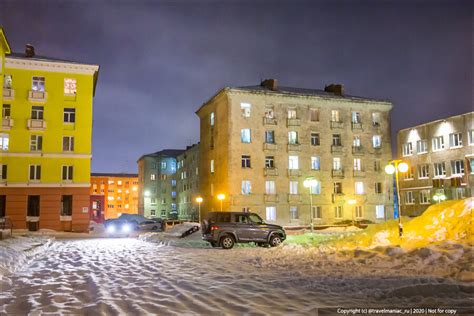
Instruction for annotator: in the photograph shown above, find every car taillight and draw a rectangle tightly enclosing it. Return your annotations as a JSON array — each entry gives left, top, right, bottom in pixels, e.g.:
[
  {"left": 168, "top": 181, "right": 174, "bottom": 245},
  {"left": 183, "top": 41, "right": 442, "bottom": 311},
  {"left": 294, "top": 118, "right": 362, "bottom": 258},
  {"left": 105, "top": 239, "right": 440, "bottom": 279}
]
[{"left": 210, "top": 225, "right": 219, "bottom": 231}]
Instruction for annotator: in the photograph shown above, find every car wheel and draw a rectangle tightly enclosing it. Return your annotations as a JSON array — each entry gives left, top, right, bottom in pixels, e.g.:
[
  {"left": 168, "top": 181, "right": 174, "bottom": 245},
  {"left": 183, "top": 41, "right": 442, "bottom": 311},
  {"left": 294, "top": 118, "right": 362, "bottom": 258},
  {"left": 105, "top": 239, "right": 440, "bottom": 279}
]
[
  {"left": 269, "top": 235, "right": 282, "bottom": 247},
  {"left": 220, "top": 235, "right": 235, "bottom": 249}
]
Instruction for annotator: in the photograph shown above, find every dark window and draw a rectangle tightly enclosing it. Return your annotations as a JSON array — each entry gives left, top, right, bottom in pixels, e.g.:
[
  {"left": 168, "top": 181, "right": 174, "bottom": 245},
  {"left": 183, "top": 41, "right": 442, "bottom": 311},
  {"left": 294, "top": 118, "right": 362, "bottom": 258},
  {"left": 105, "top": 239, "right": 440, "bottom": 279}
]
[
  {"left": 375, "top": 182, "right": 383, "bottom": 194},
  {"left": 27, "top": 195, "right": 40, "bottom": 217},
  {"left": 265, "top": 156, "right": 274, "bottom": 168},
  {"left": 1, "top": 164, "right": 6, "bottom": 180},
  {"left": 64, "top": 108, "right": 76, "bottom": 123},
  {"left": 332, "top": 134, "right": 342, "bottom": 146},
  {"left": 0, "top": 195, "right": 5, "bottom": 217},
  {"left": 311, "top": 133, "right": 320, "bottom": 146},
  {"left": 61, "top": 195, "right": 72, "bottom": 216},
  {"left": 265, "top": 131, "right": 275, "bottom": 144},
  {"left": 241, "top": 155, "right": 251, "bottom": 168}
]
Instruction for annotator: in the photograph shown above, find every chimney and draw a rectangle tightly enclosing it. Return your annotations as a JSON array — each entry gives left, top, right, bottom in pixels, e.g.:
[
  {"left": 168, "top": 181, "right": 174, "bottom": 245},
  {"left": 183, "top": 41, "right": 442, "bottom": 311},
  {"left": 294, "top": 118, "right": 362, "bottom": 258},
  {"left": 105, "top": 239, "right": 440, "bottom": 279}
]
[
  {"left": 324, "top": 83, "right": 344, "bottom": 96},
  {"left": 25, "top": 44, "right": 35, "bottom": 58},
  {"left": 260, "top": 78, "right": 278, "bottom": 91}
]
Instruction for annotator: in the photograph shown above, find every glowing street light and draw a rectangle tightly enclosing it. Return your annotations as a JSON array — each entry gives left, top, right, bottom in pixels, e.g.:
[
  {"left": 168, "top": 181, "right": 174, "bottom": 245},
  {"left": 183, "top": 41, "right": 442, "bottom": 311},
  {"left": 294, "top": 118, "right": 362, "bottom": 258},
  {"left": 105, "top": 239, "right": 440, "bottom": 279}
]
[
  {"left": 217, "top": 194, "right": 225, "bottom": 212},
  {"left": 196, "top": 196, "right": 203, "bottom": 223},
  {"left": 385, "top": 160, "right": 409, "bottom": 238},
  {"left": 144, "top": 190, "right": 150, "bottom": 197},
  {"left": 433, "top": 193, "right": 446, "bottom": 204},
  {"left": 303, "top": 178, "right": 318, "bottom": 233}
]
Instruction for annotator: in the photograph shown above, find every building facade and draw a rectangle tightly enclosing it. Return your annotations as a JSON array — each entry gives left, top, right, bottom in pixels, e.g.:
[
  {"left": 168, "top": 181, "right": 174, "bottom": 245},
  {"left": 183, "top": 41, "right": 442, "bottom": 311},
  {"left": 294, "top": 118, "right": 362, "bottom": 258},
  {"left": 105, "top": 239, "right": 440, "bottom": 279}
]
[
  {"left": 0, "top": 28, "right": 99, "bottom": 231},
  {"left": 90, "top": 173, "right": 139, "bottom": 219},
  {"left": 196, "top": 79, "right": 394, "bottom": 226},
  {"left": 397, "top": 112, "right": 473, "bottom": 216},
  {"left": 175, "top": 144, "right": 200, "bottom": 220}
]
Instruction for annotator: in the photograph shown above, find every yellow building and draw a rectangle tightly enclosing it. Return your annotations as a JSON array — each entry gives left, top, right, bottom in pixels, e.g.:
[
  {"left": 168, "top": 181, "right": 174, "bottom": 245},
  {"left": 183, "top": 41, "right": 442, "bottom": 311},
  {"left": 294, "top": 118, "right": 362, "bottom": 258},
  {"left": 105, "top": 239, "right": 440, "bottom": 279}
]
[{"left": 0, "top": 28, "right": 99, "bottom": 231}]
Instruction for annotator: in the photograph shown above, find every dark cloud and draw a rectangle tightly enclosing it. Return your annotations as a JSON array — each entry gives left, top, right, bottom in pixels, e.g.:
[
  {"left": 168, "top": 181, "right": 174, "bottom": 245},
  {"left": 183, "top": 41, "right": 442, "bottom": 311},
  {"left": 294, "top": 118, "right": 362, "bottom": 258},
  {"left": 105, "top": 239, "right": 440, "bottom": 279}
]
[{"left": 1, "top": 0, "right": 472, "bottom": 172}]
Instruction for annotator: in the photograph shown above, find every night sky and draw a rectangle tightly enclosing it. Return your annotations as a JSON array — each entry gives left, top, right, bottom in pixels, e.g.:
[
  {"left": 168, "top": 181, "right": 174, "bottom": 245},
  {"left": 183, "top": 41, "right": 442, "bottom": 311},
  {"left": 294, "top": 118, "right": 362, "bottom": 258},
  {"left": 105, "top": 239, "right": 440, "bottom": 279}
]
[{"left": 1, "top": 0, "right": 472, "bottom": 173}]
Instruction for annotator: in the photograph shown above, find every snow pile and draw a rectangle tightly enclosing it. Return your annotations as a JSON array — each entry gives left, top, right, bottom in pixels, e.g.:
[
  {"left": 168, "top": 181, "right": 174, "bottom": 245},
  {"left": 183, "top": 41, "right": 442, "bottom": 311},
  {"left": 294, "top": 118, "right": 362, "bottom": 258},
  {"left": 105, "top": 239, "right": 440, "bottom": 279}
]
[
  {"left": 163, "top": 222, "right": 199, "bottom": 238},
  {"left": 140, "top": 231, "right": 210, "bottom": 248}
]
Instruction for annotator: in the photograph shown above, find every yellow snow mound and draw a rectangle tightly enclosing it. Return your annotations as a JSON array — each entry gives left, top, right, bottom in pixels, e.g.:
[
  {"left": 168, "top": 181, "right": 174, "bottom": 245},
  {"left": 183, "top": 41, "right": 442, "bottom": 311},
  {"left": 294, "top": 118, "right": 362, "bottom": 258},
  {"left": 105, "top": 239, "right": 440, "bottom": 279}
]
[{"left": 333, "top": 198, "right": 473, "bottom": 250}]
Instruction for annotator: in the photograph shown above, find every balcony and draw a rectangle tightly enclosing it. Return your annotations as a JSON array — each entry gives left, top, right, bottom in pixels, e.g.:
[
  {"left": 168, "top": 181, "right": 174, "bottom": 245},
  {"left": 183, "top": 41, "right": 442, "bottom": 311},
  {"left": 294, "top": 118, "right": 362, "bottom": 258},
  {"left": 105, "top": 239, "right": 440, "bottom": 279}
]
[
  {"left": 331, "top": 169, "right": 344, "bottom": 178},
  {"left": 264, "top": 194, "right": 279, "bottom": 203},
  {"left": 27, "top": 119, "right": 47, "bottom": 130},
  {"left": 287, "top": 118, "right": 301, "bottom": 127},
  {"left": 353, "top": 170, "right": 366, "bottom": 177},
  {"left": 264, "top": 168, "right": 278, "bottom": 176},
  {"left": 287, "top": 194, "right": 302, "bottom": 203},
  {"left": 330, "top": 121, "right": 344, "bottom": 129},
  {"left": 2, "top": 118, "right": 13, "bottom": 130},
  {"left": 287, "top": 169, "right": 301, "bottom": 177},
  {"left": 351, "top": 122, "right": 363, "bottom": 130},
  {"left": 263, "top": 117, "right": 277, "bottom": 125},
  {"left": 352, "top": 146, "right": 364, "bottom": 155},
  {"left": 331, "top": 145, "right": 343, "bottom": 153},
  {"left": 28, "top": 90, "right": 48, "bottom": 103},
  {"left": 3, "top": 88, "right": 14, "bottom": 100},
  {"left": 287, "top": 143, "right": 301, "bottom": 152},
  {"left": 263, "top": 143, "right": 278, "bottom": 151}
]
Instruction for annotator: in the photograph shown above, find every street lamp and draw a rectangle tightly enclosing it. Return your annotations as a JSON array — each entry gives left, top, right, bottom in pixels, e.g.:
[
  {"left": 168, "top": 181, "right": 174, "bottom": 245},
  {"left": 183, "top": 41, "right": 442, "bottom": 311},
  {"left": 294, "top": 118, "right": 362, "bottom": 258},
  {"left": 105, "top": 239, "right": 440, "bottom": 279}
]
[
  {"left": 217, "top": 194, "right": 225, "bottom": 212},
  {"left": 196, "top": 197, "right": 203, "bottom": 223},
  {"left": 385, "top": 160, "right": 409, "bottom": 237},
  {"left": 303, "top": 178, "right": 318, "bottom": 233},
  {"left": 433, "top": 193, "right": 446, "bottom": 204}
]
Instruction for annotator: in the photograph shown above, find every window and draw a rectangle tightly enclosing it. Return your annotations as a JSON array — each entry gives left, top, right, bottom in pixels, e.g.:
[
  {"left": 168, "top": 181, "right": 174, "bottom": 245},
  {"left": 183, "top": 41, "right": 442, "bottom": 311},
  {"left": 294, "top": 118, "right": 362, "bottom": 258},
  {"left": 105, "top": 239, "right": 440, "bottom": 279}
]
[
  {"left": 313, "top": 206, "right": 322, "bottom": 219},
  {"left": 470, "top": 159, "right": 474, "bottom": 174},
  {"left": 353, "top": 158, "right": 362, "bottom": 171},
  {"left": 331, "top": 110, "right": 340, "bottom": 122},
  {"left": 32, "top": 77, "right": 45, "bottom": 92},
  {"left": 29, "top": 165, "right": 41, "bottom": 181},
  {"left": 309, "top": 180, "right": 321, "bottom": 194},
  {"left": 469, "top": 130, "right": 474, "bottom": 145},
  {"left": 241, "top": 180, "right": 251, "bottom": 195},
  {"left": 419, "top": 190, "right": 431, "bottom": 204},
  {"left": 265, "top": 181, "right": 276, "bottom": 194},
  {"left": 210, "top": 112, "right": 215, "bottom": 126},
  {"left": 0, "top": 164, "right": 7, "bottom": 180},
  {"left": 265, "top": 107, "right": 274, "bottom": 119},
  {"left": 351, "top": 111, "right": 361, "bottom": 123},
  {"left": 432, "top": 136, "right": 445, "bottom": 151},
  {"left": 288, "top": 109, "right": 297, "bottom": 119},
  {"left": 241, "top": 129, "right": 251, "bottom": 143},
  {"left": 310, "top": 109, "right": 319, "bottom": 121},
  {"left": 30, "top": 135, "right": 43, "bottom": 151},
  {"left": 161, "top": 161, "right": 167, "bottom": 169},
  {"left": 374, "top": 160, "right": 381, "bottom": 172},
  {"left": 64, "top": 78, "right": 77, "bottom": 95},
  {"left": 289, "top": 181, "right": 298, "bottom": 194},
  {"left": 3, "top": 74, "right": 12, "bottom": 89},
  {"left": 353, "top": 136, "right": 361, "bottom": 147},
  {"left": 61, "top": 195, "right": 73, "bottom": 216},
  {"left": 375, "top": 205, "right": 385, "bottom": 219},
  {"left": 27, "top": 195, "right": 40, "bottom": 217},
  {"left": 416, "top": 140, "right": 428, "bottom": 154},
  {"left": 449, "top": 133, "right": 462, "bottom": 148},
  {"left": 31, "top": 106, "right": 44, "bottom": 120},
  {"left": 290, "top": 206, "right": 298, "bottom": 220},
  {"left": 64, "top": 108, "right": 75, "bottom": 123},
  {"left": 265, "top": 156, "right": 275, "bottom": 168},
  {"left": 355, "top": 181, "right": 364, "bottom": 194},
  {"left": 372, "top": 112, "right": 381, "bottom": 126},
  {"left": 241, "top": 103, "right": 251, "bottom": 117},
  {"left": 288, "top": 131, "right": 298, "bottom": 144},
  {"left": 311, "top": 133, "right": 320, "bottom": 146},
  {"left": 451, "top": 160, "right": 464, "bottom": 175},
  {"left": 311, "top": 156, "right": 320, "bottom": 170},
  {"left": 406, "top": 191, "right": 415, "bottom": 204},
  {"left": 375, "top": 182, "right": 382, "bottom": 194},
  {"left": 241, "top": 155, "right": 251, "bottom": 168},
  {"left": 355, "top": 206, "right": 363, "bottom": 218},
  {"left": 210, "top": 160, "right": 214, "bottom": 173},
  {"left": 150, "top": 174, "right": 156, "bottom": 181},
  {"left": 334, "top": 182, "right": 342, "bottom": 194},
  {"left": 334, "top": 206, "right": 343, "bottom": 219},
  {"left": 62, "top": 166, "right": 73, "bottom": 181},
  {"left": 265, "top": 131, "right": 275, "bottom": 144},
  {"left": 2, "top": 104, "right": 10, "bottom": 118},
  {"left": 266, "top": 206, "right": 276, "bottom": 221},
  {"left": 62, "top": 136, "right": 74, "bottom": 152},
  {"left": 332, "top": 157, "right": 341, "bottom": 170},
  {"left": 288, "top": 156, "right": 299, "bottom": 170},
  {"left": 404, "top": 167, "right": 414, "bottom": 180},
  {"left": 433, "top": 162, "right": 446, "bottom": 177},
  {"left": 417, "top": 164, "right": 430, "bottom": 179},
  {"left": 0, "top": 195, "right": 5, "bottom": 218},
  {"left": 372, "top": 135, "right": 381, "bottom": 148}
]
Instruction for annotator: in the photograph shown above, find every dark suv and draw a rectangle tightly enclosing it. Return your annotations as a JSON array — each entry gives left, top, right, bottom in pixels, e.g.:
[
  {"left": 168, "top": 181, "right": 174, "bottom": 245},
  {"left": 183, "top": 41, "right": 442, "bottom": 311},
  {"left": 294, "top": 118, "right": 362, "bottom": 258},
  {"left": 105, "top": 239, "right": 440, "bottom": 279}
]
[{"left": 201, "top": 212, "right": 286, "bottom": 249}]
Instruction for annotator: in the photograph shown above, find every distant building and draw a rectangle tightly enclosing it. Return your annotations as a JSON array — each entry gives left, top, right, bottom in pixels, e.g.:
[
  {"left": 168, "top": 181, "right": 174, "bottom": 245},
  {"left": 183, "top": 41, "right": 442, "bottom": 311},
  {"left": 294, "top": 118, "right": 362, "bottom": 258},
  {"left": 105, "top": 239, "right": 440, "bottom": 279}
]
[
  {"left": 397, "top": 112, "right": 473, "bottom": 216},
  {"left": 175, "top": 143, "right": 200, "bottom": 220},
  {"left": 90, "top": 173, "right": 139, "bottom": 219},
  {"left": 196, "top": 79, "right": 394, "bottom": 226},
  {"left": 0, "top": 28, "right": 99, "bottom": 231}
]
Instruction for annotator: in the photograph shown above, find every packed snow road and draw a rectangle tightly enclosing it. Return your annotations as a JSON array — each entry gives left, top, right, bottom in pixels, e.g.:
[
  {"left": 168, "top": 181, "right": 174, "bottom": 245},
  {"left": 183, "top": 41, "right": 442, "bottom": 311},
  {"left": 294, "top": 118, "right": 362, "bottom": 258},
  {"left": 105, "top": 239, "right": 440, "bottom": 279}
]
[{"left": 0, "top": 238, "right": 472, "bottom": 315}]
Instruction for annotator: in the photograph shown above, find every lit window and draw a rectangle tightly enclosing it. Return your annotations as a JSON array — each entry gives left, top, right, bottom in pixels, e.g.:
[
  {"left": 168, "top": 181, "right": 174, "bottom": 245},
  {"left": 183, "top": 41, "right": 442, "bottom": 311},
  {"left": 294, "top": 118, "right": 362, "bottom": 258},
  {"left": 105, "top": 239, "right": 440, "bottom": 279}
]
[
  {"left": 404, "top": 167, "right": 414, "bottom": 180},
  {"left": 332, "top": 157, "right": 341, "bottom": 170},
  {"left": 353, "top": 136, "right": 361, "bottom": 147},
  {"left": 64, "top": 108, "right": 75, "bottom": 123},
  {"left": 241, "top": 180, "right": 251, "bottom": 195},
  {"left": 311, "top": 156, "right": 320, "bottom": 170},
  {"left": 449, "top": 133, "right": 462, "bottom": 148},
  {"left": 62, "top": 165, "right": 73, "bottom": 181},
  {"left": 210, "top": 160, "right": 214, "bottom": 173},
  {"left": 372, "top": 135, "right": 382, "bottom": 148},
  {"left": 265, "top": 181, "right": 276, "bottom": 194},
  {"left": 117, "top": 181, "right": 122, "bottom": 186},
  {"left": 468, "top": 130, "right": 474, "bottom": 145},
  {"left": 375, "top": 205, "right": 385, "bottom": 219},
  {"left": 290, "top": 206, "right": 298, "bottom": 220},
  {"left": 150, "top": 174, "right": 156, "bottom": 181},
  {"left": 309, "top": 180, "right": 321, "bottom": 194},
  {"left": 287, "top": 109, "right": 297, "bottom": 119},
  {"left": 289, "top": 181, "right": 298, "bottom": 194},
  {"left": 406, "top": 191, "right": 415, "bottom": 204},
  {"left": 161, "top": 161, "right": 167, "bottom": 169},
  {"left": 355, "top": 181, "right": 364, "bottom": 194},
  {"left": 3, "top": 74, "right": 12, "bottom": 89},
  {"left": 331, "top": 110, "right": 340, "bottom": 122},
  {"left": 416, "top": 140, "right": 428, "bottom": 154},
  {"left": 266, "top": 206, "right": 276, "bottom": 221},
  {"left": 288, "top": 156, "right": 299, "bottom": 170},
  {"left": 432, "top": 136, "right": 445, "bottom": 151},
  {"left": 353, "top": 158, "right": 362, "bottom": 171},
  {"left": 241, "top": 129, "right": 251, "bottom": 143},
  {"left": 30, "top": 135, "right": 43, "bottom": 151},
  {"left": 32, "top": 77, "right": 45, "bottom": 92},
  {"left": 372, "top": 112, "right": 381, "bottom": 126},
  {"left": 288, "top": 131, "right": 298, "bottom": 144},
  {"left": 64, "top": 78, "right": 77, "bottom": 95},
  {"left": 310, "top": 109, "right": 319, "bottom": 122},
  {"left": 351, "top": 112, "right": 361, "bottom": 123},
  {"left": 311, "top": 133, "right": 320, "bottom": 146},
  {"left": 63, "top": 136, "right": 74, "bottom": 152},
  {"left": 265, "top": 107, "right": 274, "bottom": 119},
  {"left": 334, "top": 206, "right": 343, "bottom": 218},
  {"left": 241, "top": 103, "right": 251, "bottom": 117},
  {"left": 210, "top": 112, "right": 215, "bottom": 126}
]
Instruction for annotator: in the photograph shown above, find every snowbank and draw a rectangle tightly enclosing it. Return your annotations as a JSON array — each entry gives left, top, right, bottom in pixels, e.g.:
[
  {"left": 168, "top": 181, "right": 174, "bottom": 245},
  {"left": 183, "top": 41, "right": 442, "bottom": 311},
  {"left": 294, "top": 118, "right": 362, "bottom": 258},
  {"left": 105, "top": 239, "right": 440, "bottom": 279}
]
[{"left": 163, "top": 222, "right": 199, "bottom": 238}]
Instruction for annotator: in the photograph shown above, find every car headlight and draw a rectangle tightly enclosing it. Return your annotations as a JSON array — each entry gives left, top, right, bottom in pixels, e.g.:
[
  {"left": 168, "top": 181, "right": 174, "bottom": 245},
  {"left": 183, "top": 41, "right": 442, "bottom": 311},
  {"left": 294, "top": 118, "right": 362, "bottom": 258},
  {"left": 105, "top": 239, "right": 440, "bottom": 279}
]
[
  {"left": 107, "top": 225, "right": 116, "bottom": 233},
  {"left": 122, "top": 224, "right": 131, "bottom": 233}
]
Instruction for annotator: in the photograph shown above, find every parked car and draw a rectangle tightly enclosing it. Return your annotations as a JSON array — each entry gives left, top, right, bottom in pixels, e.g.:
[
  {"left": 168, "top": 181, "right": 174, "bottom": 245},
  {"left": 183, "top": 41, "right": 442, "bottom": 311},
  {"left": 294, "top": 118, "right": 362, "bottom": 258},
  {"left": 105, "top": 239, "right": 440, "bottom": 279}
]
[
  {"left": 138, "top": 220, "right": 161, "bottom": 231},
  {"left": 104, "top": 219, "right": 135, "bottom": 237},
  {"left": 201, "top": 212, "right": 286, "bottom": 249}
]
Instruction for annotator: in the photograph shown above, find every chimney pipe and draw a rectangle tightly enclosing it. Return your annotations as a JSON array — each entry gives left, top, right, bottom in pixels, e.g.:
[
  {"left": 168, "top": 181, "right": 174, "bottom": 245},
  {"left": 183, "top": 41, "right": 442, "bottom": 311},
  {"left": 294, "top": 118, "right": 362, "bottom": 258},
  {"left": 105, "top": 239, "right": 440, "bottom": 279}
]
[
  {"left": 25, "top": 44, "right": 35, "bottom": 58},
  {"left": 324, "top": 83, "right": 344, "bottom": 96},
  {"left": 260, "top": 78, "right": 278, "bottom": 91}
]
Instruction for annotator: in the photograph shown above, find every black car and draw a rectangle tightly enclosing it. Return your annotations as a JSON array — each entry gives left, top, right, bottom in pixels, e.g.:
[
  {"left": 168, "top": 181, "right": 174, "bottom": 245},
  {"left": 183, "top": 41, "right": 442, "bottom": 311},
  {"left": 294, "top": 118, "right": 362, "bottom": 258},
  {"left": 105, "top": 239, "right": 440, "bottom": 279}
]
[{"left": 201, "top": 212, "right": 286, "bottom": 249}]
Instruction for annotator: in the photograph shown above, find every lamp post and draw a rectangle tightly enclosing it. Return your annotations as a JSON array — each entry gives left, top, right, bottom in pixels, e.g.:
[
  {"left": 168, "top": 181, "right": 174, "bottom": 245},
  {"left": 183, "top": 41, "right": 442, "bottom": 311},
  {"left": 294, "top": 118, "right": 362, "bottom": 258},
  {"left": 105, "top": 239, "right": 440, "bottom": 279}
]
[
  {"left": 303, "top": 178, "right": 318, "bottom": 233},
  {"left": 196, "top": 197, "right": 203, "bottom": 223},
  {"left": 217, "top": 194, "right": 225, "bottom": 212},
  {"left": 385, "top": 160, "right": 409, "bottom": 238},
  {"left": 433, "top": 193, "right": 446, "bottom": 204}
]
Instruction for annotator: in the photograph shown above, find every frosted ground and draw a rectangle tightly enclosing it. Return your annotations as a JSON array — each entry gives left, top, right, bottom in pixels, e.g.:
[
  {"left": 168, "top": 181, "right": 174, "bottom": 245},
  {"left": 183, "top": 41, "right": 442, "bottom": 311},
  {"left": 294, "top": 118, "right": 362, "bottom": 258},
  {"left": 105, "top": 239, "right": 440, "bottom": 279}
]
[{"left": 0, "top": 199, "right": 472, "bottom": 315}]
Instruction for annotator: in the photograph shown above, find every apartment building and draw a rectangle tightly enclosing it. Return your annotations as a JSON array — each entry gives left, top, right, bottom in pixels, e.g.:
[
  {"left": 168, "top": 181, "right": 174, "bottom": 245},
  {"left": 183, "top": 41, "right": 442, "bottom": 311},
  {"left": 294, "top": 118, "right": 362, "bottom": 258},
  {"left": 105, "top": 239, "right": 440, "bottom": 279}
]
[
  {"left": 137, "top": 149, "right": 184, "bottom": 218},
  {"left": 0, "top": 28, "right": 99, "bottom": 231},
  {"left": 196, "top": 79, "right": 394, "bottom": 226},
  {"left": 90, "top": 173, "right": 139, "bottom": 219},
  {"left": 175, "top": 143, "right": 200, "bottom": 220},
  {"left": 397, "top": 112, "right": 473, "bottom": 216}
]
